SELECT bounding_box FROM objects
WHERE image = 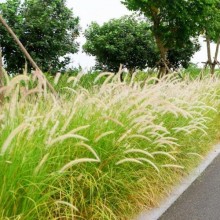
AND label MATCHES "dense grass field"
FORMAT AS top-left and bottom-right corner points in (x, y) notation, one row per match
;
(0, 70), (220, 219)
